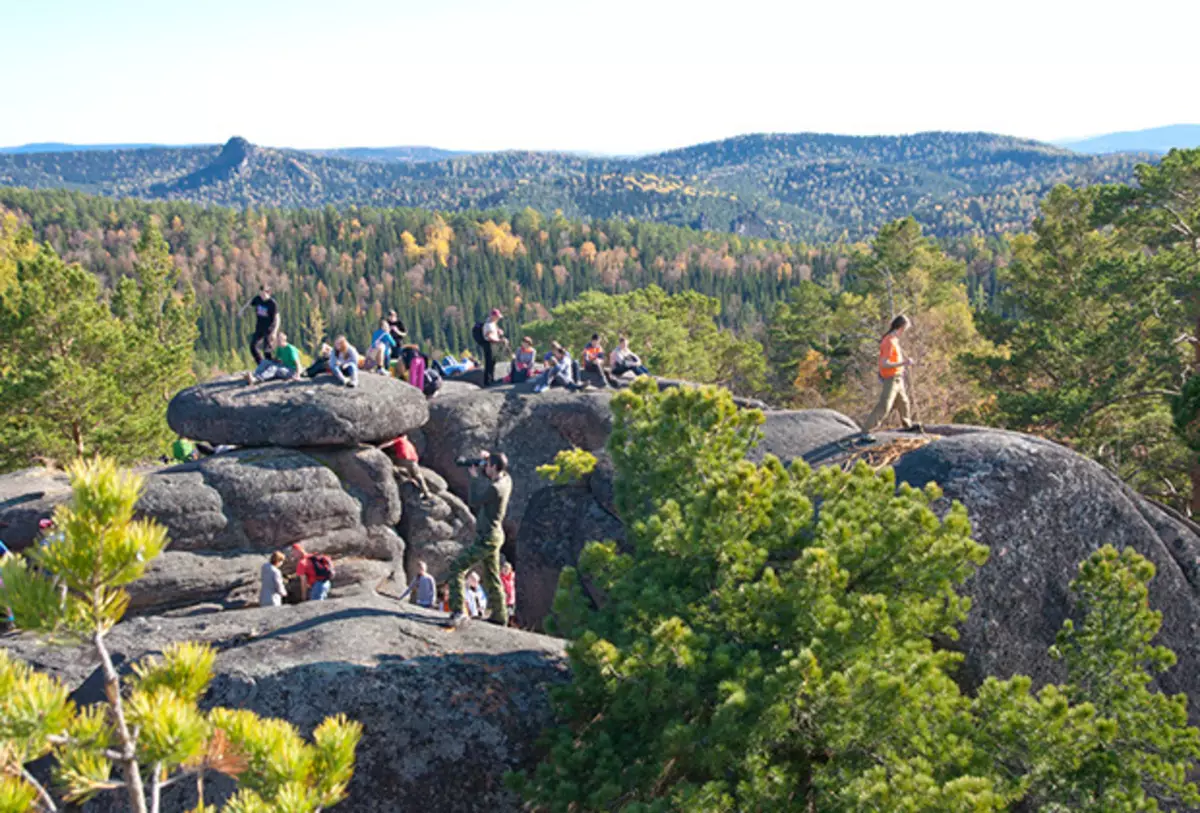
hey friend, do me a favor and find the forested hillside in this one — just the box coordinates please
[0,132,1146,241]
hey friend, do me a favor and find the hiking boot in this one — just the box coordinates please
[346,379,358,388]
[244,371,255,385]
[901,424,925,434]
[446,611,470,628]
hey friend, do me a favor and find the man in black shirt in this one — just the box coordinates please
[387,309,407,345]
[240,284,279,364]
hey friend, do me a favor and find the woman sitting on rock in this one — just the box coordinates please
[609,334,650,379]
[328,336,360,388]
[511,337,536,384]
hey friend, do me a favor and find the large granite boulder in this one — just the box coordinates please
[167,375,429,448]
[515,476,625,630]
[131,448,405,613]
[889,429,1200,712]
[396,466,477,582]
[414,386,614,542]
[2,594,568,813]
[750,408,861,465]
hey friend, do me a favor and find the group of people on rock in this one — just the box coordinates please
[238,285,442,395]
[472,309,652,393]
[252,440,517,629]
[236,285,653,401]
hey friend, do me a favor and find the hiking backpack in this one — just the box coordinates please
[472,321,486,346]
[310,554,334,582]
[423,363,443,396]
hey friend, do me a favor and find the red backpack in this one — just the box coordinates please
[310,554,334,582]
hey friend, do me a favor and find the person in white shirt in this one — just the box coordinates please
[481,309,505,387]
[259,550,288,607]
[328,335,360,388]
[465,571,489,618]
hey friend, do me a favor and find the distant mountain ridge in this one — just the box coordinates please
[0,132,1154,241]
[1055,124,1200,155]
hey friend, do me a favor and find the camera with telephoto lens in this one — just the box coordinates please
[455,455,489,468]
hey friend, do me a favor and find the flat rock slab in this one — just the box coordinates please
[167,374,429,447]
[3,594,567,813]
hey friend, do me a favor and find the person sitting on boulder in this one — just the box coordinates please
[366,318,397,374]
[397,560,438,609]
[500,560,516,625]
[291,543,334,601]
[580,334,609,388]
[609,334,650,379]
[305,343,333,378]
[862,314,920,439]
[465,571,488,618]
[438,581,451,612]
[328,335,360,388]
[510,336,536,384]
[246,332,302,384]
[532,343,583,394]
[447,451,511,627]
[377,433,433,501]
[260,550,288,607]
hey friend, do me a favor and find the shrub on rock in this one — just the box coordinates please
[515,379,1200,812]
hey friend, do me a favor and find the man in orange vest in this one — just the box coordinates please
[863,315,920,438]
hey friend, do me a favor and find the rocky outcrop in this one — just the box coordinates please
[2,594,568,813]
[396,466,477,582]
[414,386,614,542]
[515,478,625,629]
[131,448,405,613]
[168,375,428,448]
[889,429,1200,709]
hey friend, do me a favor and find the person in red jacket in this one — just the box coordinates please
[378,434,432,500]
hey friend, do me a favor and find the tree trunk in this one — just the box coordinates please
[94,631,148,813]
[1191,315,1200,516]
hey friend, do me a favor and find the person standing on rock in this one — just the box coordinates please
[862,315,920,439]
[500,560,516,624]
[240,284,280,364]
[246,332,301,384]
[329,335,360,388]
[480,308,505,387]
[291,543,334,601]
[398,560,438,609]
[260,550,288,607]
[447,451,512,627]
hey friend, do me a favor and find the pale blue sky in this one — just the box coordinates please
[5,0,1197,153]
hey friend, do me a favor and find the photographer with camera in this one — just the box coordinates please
[446,450,512,627]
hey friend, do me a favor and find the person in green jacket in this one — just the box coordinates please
[447,451,512,627]
[245,332,302,384]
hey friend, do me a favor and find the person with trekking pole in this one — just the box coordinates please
[862,314,922,441]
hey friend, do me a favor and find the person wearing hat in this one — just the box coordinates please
[481,308,505,387]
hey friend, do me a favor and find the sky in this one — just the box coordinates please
[5,0,1199,154]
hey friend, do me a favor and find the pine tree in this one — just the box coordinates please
[0,458,361,812]
[513,379,1200,811]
